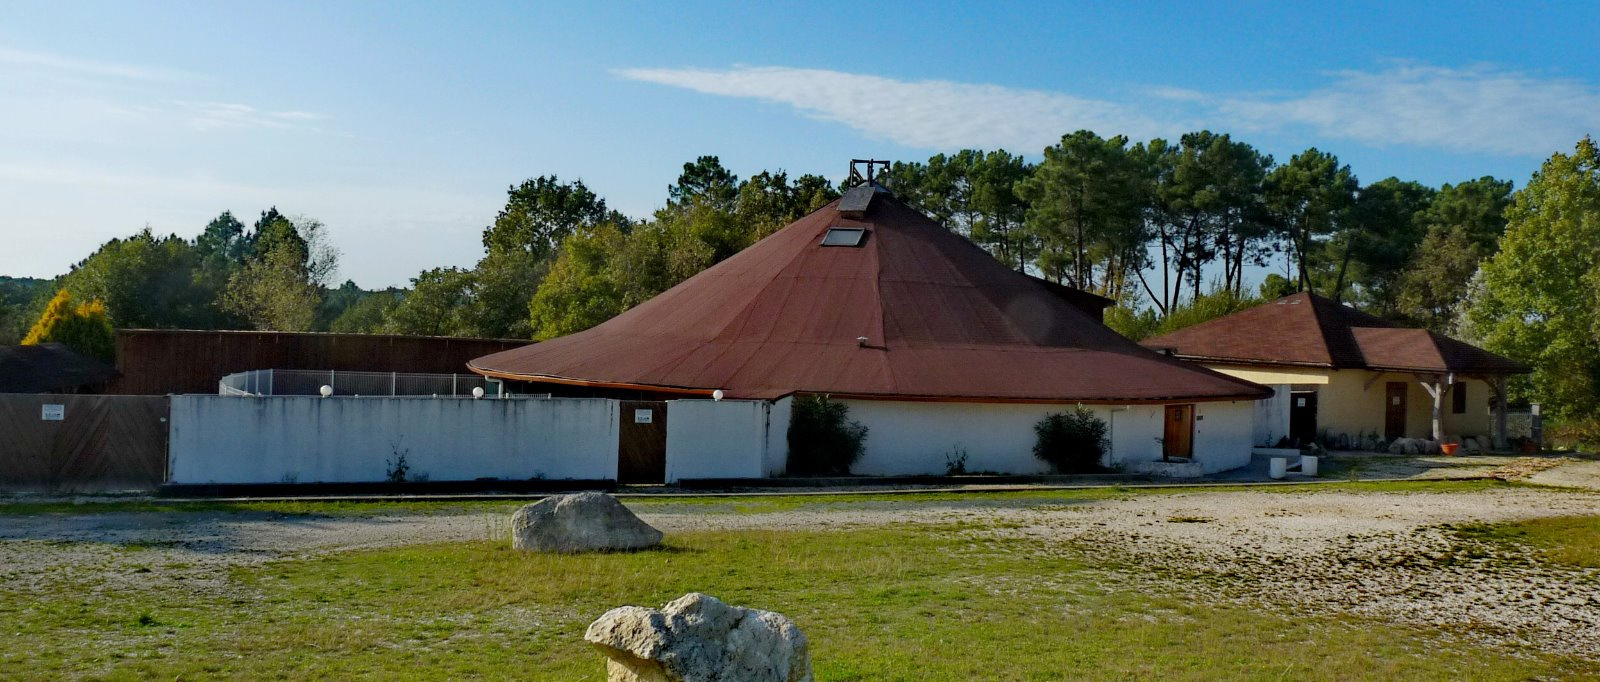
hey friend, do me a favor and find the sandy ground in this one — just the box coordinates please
[4,477,1600,658]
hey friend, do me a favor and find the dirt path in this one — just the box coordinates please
[4,484,1599,656]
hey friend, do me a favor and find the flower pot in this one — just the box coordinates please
[1440,443,1460,456]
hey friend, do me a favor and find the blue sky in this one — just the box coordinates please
[3,1,1598,288]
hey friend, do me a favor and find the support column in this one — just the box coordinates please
[1418,373,1450,442]
[1490,376,1508,450]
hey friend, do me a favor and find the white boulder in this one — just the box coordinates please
[510,492,662,553]
[585,592,811,682]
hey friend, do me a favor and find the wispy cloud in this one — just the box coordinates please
[0,46,188,81]
[620,63,1600,158]
[616,66,1182,151]
[1213,63,1600,157]
[174,101,326,131]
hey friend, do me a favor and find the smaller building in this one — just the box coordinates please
[1143,292,1526,449]
[0,343,118,394]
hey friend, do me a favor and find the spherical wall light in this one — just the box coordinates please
[319,385,333,398]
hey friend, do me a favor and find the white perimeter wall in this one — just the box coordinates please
[169,395,619,484]
[664,400,772,482]
[839,399,1255,476]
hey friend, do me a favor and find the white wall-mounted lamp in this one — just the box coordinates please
[472,386,486,399]
[319,385,333,398]
[712,389,725,401]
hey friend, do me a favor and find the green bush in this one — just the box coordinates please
[1033,407,1110,473]
[787,395,868,476]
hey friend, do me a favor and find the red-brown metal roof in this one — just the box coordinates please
[1142,292,1526,375]
[470,191,1271,403]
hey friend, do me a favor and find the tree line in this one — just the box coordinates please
[12,134,1600,434]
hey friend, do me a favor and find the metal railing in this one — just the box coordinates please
[219,369,505,397]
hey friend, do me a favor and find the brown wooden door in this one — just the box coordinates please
[1385,382,1408,440]
[617,401,667,483]
[1163,404,1194,459]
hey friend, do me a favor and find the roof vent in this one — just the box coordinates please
[840,159,890,218]
[838,186,875,218]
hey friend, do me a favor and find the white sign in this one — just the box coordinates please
[41,404,64,421]
[634,409,654,424]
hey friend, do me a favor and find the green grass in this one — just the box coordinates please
[1450,515,1600,569]
[3,520,1594,680]
[0,478,1522,518]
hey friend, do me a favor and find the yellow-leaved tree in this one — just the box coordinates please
[22,289,116,361]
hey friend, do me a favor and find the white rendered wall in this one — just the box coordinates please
[834,400,1251,476]
[764,396,793,476]
[664,400,770,482]
[1192,401,1255,473]
[169,395,619,484]
[1252,385,1292,447]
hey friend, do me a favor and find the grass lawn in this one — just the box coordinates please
[0,478,1519,518]
[1451,514,1600,569]
[3,497,1597,680]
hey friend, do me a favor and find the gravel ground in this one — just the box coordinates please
[4,481,1600,657]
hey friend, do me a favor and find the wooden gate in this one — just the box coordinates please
[1385,382,1408,440]
[0,395,169,492]
[617,401,667,484]
[1163,404,1194,459]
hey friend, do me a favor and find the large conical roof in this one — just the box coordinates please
[470,191,1270,403]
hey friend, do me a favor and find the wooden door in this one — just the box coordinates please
[1163,404,1194,459]
[1289,391,1318,446]
[617,401,667,484]
[1384,382,1408,440]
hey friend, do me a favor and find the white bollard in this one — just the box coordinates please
[1300,455,1319,477]
[1269,457,1288,480]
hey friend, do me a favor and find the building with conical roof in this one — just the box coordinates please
[1143,291,1527,450]
[472,181,1271,481]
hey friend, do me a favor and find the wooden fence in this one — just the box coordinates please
[107,329,531,395]
[0,395,169,492]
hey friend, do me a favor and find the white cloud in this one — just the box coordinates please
[174,101,327,131]
[0,46,187,81]
[620,63,1600,158]
[1217,63,1600,157]
[616,66,1180,151]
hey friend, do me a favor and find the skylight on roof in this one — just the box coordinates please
[821,227,867,247]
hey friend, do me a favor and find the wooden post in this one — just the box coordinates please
[1490,376,1508,450]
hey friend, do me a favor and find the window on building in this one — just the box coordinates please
[1452,381,1467,414]
[821,227,867,247]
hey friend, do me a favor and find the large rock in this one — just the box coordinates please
[510,492,662,553]
[585,592,811,682]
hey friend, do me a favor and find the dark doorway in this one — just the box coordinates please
[1163,404,1194,459]
[1385,382,1408,440]
[1289,391,1318,446]
[617,401,667,483]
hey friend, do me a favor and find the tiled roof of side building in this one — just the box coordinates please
[1142,292,1526,375]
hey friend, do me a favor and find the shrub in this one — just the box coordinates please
[22,289,115,361]
[786,395,868,476]
[1033,407,1110,473]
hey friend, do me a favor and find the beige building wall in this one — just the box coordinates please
[1208,365,1495,442]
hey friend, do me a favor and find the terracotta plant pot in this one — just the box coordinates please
[1440,443,1460,456]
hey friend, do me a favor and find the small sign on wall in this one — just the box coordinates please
[41,404,64,421]
[634,409,654,424]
